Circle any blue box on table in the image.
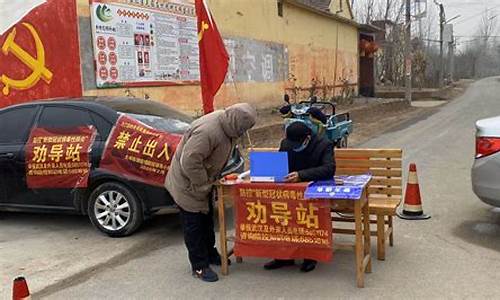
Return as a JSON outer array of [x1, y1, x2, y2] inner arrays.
[[249, 151, 289, 183]]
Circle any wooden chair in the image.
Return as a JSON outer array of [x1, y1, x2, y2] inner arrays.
[[333, 149, 403, 260]]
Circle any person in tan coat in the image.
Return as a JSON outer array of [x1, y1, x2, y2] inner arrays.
[[165, 103, 257, 282]]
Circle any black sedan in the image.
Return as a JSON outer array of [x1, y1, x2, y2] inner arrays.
[[0, 97, 244, 236]]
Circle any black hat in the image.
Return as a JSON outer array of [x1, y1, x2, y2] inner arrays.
[[282, 121, 312, 150]]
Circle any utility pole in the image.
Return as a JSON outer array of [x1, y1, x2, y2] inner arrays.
[[448, 38, 455, 82], [418, 0, 423, 40], [438, 3, 445, 88], [405, 0, 412, 103]]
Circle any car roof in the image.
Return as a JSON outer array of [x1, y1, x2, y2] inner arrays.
[[93, 96, 193, 122], [3, 96, 193, 123], [1, 98, 117, 120]]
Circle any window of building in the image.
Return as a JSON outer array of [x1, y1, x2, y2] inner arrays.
[[277, 0, 283, 17]]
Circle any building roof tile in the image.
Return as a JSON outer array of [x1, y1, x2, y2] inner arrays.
[[296, 0, 331, 12]]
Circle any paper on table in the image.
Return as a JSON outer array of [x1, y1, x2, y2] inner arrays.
[[304, 174, 372, 200]]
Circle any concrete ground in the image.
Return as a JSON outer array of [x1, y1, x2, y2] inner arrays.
[[410, 100, 448, 107], [3, 77, 500, 299], [250, 97, 436, 150]]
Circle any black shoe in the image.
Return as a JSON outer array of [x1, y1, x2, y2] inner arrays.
[[209, 254, 231, 266], [192, 267, 219, 282], [300, 260, 317, 273], [264, 259, 294, 270]]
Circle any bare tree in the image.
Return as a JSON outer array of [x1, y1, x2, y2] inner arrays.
[[454, 9, 499, 79], [479, 9, 498, 48], [383, 0, 393, 20], [353, 0, 446, 87], [381, 0, 405, 23], [367, 0, 375, 23], [353, 0, 404, 24]]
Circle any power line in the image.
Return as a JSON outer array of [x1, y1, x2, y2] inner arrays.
[[456, 35, 500, 38], [455, 37, 500, 45], [454, 4, 500, 25], [456, 39, 481, 44]]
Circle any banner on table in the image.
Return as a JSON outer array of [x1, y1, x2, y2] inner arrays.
[[25, 126, 96, 189], [234, 183, 333, 262], [305, 175, 372, 200], [100, 115, 181, 187], [89, 0, 199, 88]]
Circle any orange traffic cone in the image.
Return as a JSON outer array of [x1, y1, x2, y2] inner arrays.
[[12, 277, 31, 300], [397, 163, 431, 220]]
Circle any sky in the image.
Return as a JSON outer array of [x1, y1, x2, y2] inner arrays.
[[439, 0, 500, 39], [354, 0, 500, 46]]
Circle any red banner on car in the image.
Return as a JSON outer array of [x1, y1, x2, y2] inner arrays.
[[234, 183, 333, 262], [100, 115, 182, 187], [26, 127, 97, 189]]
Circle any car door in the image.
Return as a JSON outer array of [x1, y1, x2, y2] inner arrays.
[[0, 105, 40, 206], [87, 110, 114, 170], [31, 105, 106, 208]]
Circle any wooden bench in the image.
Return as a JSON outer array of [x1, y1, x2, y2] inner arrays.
[[334, 148, 403, 260]]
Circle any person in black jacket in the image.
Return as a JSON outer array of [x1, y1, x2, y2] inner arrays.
[[264, 121, 336, 273]]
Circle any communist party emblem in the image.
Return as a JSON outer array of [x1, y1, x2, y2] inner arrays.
[[198, 21, 209, 41], [195, 0, 229, 114], [0, 22, 53, 96]]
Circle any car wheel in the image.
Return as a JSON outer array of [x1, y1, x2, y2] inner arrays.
[[338, 135, 348, 148], [88, 182, 143, 237]]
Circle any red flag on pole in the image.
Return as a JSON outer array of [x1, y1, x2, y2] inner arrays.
[[195, 0, 229, 114]]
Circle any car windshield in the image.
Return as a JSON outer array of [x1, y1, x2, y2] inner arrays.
[[127, 113, 190, 134]]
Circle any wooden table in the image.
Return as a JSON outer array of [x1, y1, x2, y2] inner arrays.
[[216, 182, 372, 288]]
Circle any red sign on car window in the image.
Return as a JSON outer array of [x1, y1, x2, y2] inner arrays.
[[25, 126, 97, 189], [100, 115, 182, 187]]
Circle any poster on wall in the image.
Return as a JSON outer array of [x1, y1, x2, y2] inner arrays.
[[224, 37, 288, 83], [89, 0, 200, 88], [0, 0, 82, 108], [25, 126, 97, 189]]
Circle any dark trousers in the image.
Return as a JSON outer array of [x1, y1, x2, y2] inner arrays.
[[179, 200, 218, 270]]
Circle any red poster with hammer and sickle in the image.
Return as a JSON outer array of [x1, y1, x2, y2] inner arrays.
[[0, 0, 82, 108]]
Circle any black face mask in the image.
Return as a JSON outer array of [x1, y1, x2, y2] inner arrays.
[[292, 136, 311, 152]]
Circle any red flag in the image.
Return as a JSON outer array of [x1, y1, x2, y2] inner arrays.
[[195, 0, 229, 114]]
